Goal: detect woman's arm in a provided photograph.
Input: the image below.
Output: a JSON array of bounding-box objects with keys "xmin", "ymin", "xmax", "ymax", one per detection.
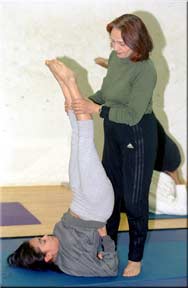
[
  {"xmin": 103, "ymin": 62, "xmax": 157, "ymax": 125},
  {"xmin": 78, "ymin": 228, "xmax": 118, "ymax": 276},
  {"xmin": 95, "ymin": 57, "xmax": 108, "ymax": 69},
  {"xmin": 45, "ymin": 59, "xmax": 102, "ymax": 115},
  {"xmin": 71, "ymin": 57, "xmax": 109, "ymax": 115},
  {"xmin": 72, "ymin": 57, "xmax": 109, "ymax": 114},
  {"xmin": 72, "ymin": 98, "xmax": 101, "ymax": 115},
  {"xmin": 94, "ymin": 235, "xmax": 119, "ymax": 276}
]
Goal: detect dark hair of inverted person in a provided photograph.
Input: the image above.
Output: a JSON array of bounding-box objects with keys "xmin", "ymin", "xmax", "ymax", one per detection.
[
  {"xmin": 107, "ymin": 14, "xmax": 153, "ymax": 62},
  {"xmin": 7, "ymin": 241, "xmax": 60, "ymax": 272}
]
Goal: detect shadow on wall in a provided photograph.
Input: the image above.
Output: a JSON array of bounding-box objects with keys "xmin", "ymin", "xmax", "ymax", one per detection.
[
  {"xmin": 134, "ymin": 10, "xmax": 169, "ymax": 127},
  {"xmin": 56, "ymin": 56, "xmax": 104, "ymax": 159},
  {"xmin": 134, "ymin": 10, "xmax": 185, "ymax": 177}
]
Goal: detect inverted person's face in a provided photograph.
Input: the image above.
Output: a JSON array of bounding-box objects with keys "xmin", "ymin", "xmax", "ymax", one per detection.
[{"xmin": 29, "ymin": 235, "xmax": 59, "ymax": 262}]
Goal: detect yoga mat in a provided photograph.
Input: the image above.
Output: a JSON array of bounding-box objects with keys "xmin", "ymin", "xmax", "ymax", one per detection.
[
  {"xmin": 1, "ymin": 229, "xmax": 187, "ymax": 287},
  {"xmin": 0, "ymin": 202, "xmax": 41, "ymax": 226},
  {"xmin": 149, "ymin": 212, "xmax": 188, "ymax": 219}
]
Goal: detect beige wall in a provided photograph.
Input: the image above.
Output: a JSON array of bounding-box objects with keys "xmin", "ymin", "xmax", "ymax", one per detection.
[{"xmin": 0, "ymin": 0, "xmax": 186, "ymax": 185}]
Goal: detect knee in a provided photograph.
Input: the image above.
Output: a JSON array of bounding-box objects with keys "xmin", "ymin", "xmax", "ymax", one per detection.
[{"xmin": 125, "ymin": 201, "xmax": 148, "ymax": 218}]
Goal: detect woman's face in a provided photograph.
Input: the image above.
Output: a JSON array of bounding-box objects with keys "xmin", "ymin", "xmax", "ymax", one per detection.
[
  {"xmin": 110, "ymin": 28, "xmax": 133, "ymax": 59},
  {"xmin": 29, "ymin": 235, "xmax": 59, "ymax": 262}
]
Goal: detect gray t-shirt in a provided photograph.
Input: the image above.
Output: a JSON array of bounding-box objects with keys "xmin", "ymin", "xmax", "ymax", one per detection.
[{"xmin": 53, "ymin": 211, "xmax": 118, "ymax": 277}]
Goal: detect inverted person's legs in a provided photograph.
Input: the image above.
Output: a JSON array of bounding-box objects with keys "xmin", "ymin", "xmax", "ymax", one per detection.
[
  {"xmin": 65, "ymin": 110, "xmax": 114, "ymax": 222},
  {"xmin": 46, "ymin": 60, "xmax": 114, "ymax": 221},
  {"xmin": 65, "ymin": 70, "xmax": 114, "ymax": 221},
  {"xmin": 45, "ymin": 60, "xmax": 82, "ymax": 196},
  {"xmin": 71, "ymin": 117, "xmax": 114, "ymax": 221},
  {"xmin": 68, "ymin": 110, "xmax": 81, "ymax": 196}
]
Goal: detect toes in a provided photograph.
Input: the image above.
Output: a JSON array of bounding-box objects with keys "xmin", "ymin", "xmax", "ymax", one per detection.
[
  {"xmin": 123, "ymin": 270, "xmax": 140, "ymax": 277},
  {"xmin": 122, "ymin": 261, "xmax": 141, "ymax": 277}
]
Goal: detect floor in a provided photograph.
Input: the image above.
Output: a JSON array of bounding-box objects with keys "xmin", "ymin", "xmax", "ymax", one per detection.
[{"xmin": 0, "ymin": 185, "xmax": 187, "ymax": 238}]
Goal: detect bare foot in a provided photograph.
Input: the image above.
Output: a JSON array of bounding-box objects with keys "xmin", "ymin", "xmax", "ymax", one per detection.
[
  {"xmin": 45, "ymin": 59, "xmax": 91, "ymax": 121},
  {"xmin": 123, "ymin": 260, "xmax": 141, "ymax": 277},
  {"xmin": 45, "ymin": 59, "xmax": 65, "ymax": 84},
  {"xmin": 46, "ymin": 59, "xmax": 76, "ymax": 86},
  {"xmin": 45, "ymin": 59, "xmax": 72, "ymax": 109}
]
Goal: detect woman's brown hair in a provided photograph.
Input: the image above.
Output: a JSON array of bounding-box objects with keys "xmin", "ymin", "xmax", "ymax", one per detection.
[
  {"xmin": 106, "ymin": 14, "xmax": 153, "ymax": 62},
  {"xmin": 7, "ymin": 241, "xmax": 60, "ymax": 271}
]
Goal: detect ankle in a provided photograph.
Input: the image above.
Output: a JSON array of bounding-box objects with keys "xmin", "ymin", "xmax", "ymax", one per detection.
[{"xmin": 122, "ymin": 260, "xmax": 141, "ymax": 277}]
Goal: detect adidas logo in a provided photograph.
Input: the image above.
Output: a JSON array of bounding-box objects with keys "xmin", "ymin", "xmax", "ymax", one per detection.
[{"xmin": 127, "ymin": 143, "xmax": 134, "ymax": 149}]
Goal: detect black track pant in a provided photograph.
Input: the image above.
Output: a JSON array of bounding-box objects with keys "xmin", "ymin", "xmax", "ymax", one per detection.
[
  {"xmin": 100, "ymin": 102, "xmax": 181, "ymax": 262},
  {"xmin": 103, "ymin": 113, "xmax": 158, "ymax": 262}
]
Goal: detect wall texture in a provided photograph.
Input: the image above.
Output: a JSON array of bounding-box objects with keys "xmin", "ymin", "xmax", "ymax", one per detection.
[{"xmin": 0, "ymin": 0, "xmax": 186, "ymax": 185}]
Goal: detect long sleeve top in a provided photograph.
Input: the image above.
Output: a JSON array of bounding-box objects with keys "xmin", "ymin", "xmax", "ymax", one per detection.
[
  {"xmin": 53, "ymin": 211, "xmax": 118, "ymax": 277},
  {"xmin": 89, "ymin": 51, "xmax": 157, "ymax": 126}
]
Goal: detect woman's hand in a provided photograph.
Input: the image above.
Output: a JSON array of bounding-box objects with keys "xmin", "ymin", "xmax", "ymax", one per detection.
[
  {"xmin": 97, "ymin": 226, "xmax": 107, "ymax": 237},
  {"xmin": 64, "ymin": 99, "xmax": 72, "ymax": 113},
  {"xmin": 72, "ymin": 98, "xmax": 100, "ymax": 115},
  {"xmin": 94, "ymin": 57, "xmax": 108, "ymax": 68},
  {"xmin": 97, "ymin": 226, "xmax": 107, "ymax": 260},
  {"xmin": 97, "ymin": 251, "xmax": 104, "ymax": 260}
]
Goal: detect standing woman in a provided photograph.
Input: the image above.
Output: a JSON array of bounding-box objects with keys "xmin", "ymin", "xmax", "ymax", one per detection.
[{"xmin": 72, "ymin": 14, "xmax": 158, "ymax": 277}]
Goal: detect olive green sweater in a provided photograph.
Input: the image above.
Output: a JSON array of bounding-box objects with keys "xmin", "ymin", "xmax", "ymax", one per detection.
[{"xmin": 89, "ymin": 51, "xmax": 157, "ymax": 126}]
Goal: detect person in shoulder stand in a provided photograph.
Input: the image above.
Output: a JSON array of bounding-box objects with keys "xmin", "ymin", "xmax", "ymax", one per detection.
[{"xmin": 7, "ymin": 59, "xmax": 118, "ymax": 277}]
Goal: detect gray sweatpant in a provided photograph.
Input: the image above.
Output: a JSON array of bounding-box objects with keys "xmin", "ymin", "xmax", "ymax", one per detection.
[{"xmin": 68, "ymin": 111, "xmax": 114, "ymax": 222}]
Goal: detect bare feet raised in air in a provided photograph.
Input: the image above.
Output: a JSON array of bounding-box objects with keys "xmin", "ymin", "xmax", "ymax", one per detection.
[
  {"xmin": 123, "ymin": 260, "xmax": 141, "ymax": 277},
  {"xmin": 45, "ymin": 59, "xmax": 76, "ymax": 86},
  {"xmin": 45, "ymin": 59, "xmax": 91, "ymax": 121},
  {"xmin": 45, "ymin": 59, "xmax": 72, "ymax": 110}
]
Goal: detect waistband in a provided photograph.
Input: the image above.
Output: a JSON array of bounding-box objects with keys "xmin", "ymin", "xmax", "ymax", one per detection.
[{"xmin": 62, "ymin": 209, "xmax": 105, "ymax": 229}]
